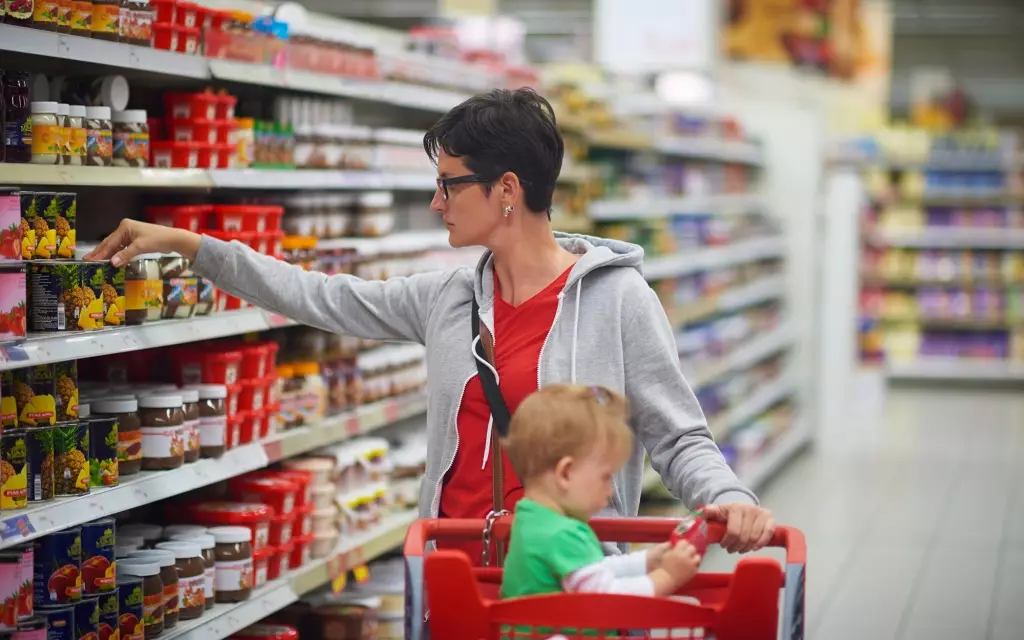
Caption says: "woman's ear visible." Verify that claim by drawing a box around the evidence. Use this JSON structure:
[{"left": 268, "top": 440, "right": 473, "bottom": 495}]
[{"left": 497, "top": 171, "right": 521, "bottom": 204}]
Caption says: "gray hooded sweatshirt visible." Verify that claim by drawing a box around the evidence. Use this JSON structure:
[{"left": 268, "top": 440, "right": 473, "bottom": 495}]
[{"left": 194, "top": 232, "right": 757, "bottom": 521}]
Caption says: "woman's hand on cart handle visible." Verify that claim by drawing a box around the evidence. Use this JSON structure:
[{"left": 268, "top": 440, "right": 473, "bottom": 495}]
[
  {"left": 702, "top": 503, "right": 775, "bottom": 554},
  {"left": 85, "top": 219, "right": 202, "bottom": 267}
]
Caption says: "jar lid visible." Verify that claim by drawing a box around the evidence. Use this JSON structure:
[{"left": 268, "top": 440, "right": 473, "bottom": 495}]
[
  {"left": 178, "top": 388, "right": 199, "bottom": 403},
  {"left": 57, "top": 103, "right": 69, "bottom": 116},
  {"left": 31, "top": 101, "right": 58, "bottom": 114},
  {"left": 69, "top": 105, "right": 87, "bottom": 118},
  {"left": 78, "top": 403, "right": 91, "bottom": 419},
  {"left": 358, "top": 191, "right": 393, "bottom": 208},
  {"left": 119, "top": 523, "right": 163, "bottom": 541},
  {"left": 91, "top": 398, "right": 138, "bottom": 414},
  {"left": 127, "top": 549, "right": 176, "bottom": 568},
  {"left": 137, "top": 393, "right": 183, "bottom": 409},
  {"left": 98, "top": 75, "right": 130, "bottom": 112},
  {"left": 116, "top": 560, "right": 160, "bottom": 577},
  {"left": 154, "top": 542, "right": 202, "bottom": 560},
  {"left": 171, "top": 532, "right": 214, "bottom": 550},
  {"left": 189, "top": 501, "right": 275, "bottom": 523},
  {"left": 208, "top": 526, "right": 252, "bottom": 544},
  {"left": 188, "top": 384, "right": 227, "bottom": 400},
  {"left": 161, "top": 524, "right": 207, "bottom": 538},
  {"left": 232, "top": 624, "right": 299, "bottom": 640},
  {"left": 113, "top": 109, "right": 147, "bottom": 124},
  {"left": 114, "top": 542, "right": 141, "bottom": 558},
  {"left": 85, "top": 106, "right": 112, "bottom": 119}
]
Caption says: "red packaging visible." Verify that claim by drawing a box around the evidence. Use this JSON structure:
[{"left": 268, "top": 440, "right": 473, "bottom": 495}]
[
  {"left": 174, "top": 0, "right": 198, "bottom": 27},
  {"left": 267, "top": 543, "right": 293, "bottom": 581},
  {"left": 267, "top": 511, "right": 294, "bottom": 547},
  {"left": 294, "top": 503, "right": 314, "bottom": 538},
  {"left": 153, "top": 22, "right": 179, "bottom": 51},
  {"left": 197, "top": 143, "right": 221, "bottom": 169},
  {"left": 236, "top": 409, "right": 268, "bottom": 444},
  {"left": 167, "top": 119, "right": 221, "bottom": 144},
  {"left": 203, "top": 350, "right": 243, "bottom": 385},
  {"left": 214, "top": 94, "right": 237, "bottom": 120},
  {"left": 184, "top": 501, "right": 275, "bottom": 551},
  {"left": 0, "top": 268, "right": 26, "bottom": 340},
  {"left": 230, "top": 476, "right": 298, "bottom": 517},
  {"left": 147, "top": 117, "right": 166, "bottom": 141},
  {"left": 205, "top": 8, "right": 229, "bottom": 31},
  {"left": 150, "top": 140, "right": 199, "bottom": 169},
  {"left": 209, "top": 205, "right": 257, "bottom": 232},
  {"left": 145, "top": 205, "right": 210, "bottom": 232},
  {"left": 669, "top": 512, "right": 709, "bottom": 558},
  {"left": 216, "top": 143, "right": 233, "bottom": 169},
  {"left": 237, "top": 342, "right": 273, "bottom": 380},
  {"left": 263, "top": 342, "right": 279, "bottom": 376},
  {"left": 165, "top": 92, "right": 218, "bottom": 121},
  {"left": 216, "top": 121, "right": 236, "bottom": 144},
  {"left": 216, "top": 290, "right": 245, "bottom": 312},
  {"left": 253, "top": 545, "right": 273, "bottom": 587},
  {"left": 151, "top": 0, "right": 176, "bottom": 23},
  {"left": 248, "top": 233, "right": 269, "bottom": 255},
  {"left": 226, "top": 413, "right": 243, "bottom": 449},
  {"left": 258, "top": 231, "right": 284, "bottom": 258},
  {"left": 253, "top": 469, "right": 312, "bottom": 507},
  {"left": 226, "top": 382, "right": 242, "bottom": 417},
  {"left": 177, "top": 25, "right": 201, "bottom": 55},
  {"left": 232, "top": 623, "right": 299, "bottom": 640},
  {"left": 288, "top": 535, "right": 313, "bottom": 570}
]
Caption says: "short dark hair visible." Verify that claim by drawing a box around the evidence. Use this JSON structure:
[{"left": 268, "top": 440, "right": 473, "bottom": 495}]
[{"left": 423, "top": 88, "right": 563, "bottom": 215}]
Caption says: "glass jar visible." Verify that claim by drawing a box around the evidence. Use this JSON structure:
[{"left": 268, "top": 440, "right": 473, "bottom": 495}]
[
  {"left": 178, "top": 387, "right": 200, "bottom": 464},
  {"left": 3, "top": 72, "right": 31, "bottom": 164},
  {"left": 113, "top": 109, "right": 149, "bottom": 167},
  {"left": 126, "top": 550, "right": 179, "bottom": 629},
  {"left": 192, "top": 384, "right": 226, "bottom": 459},
  {"left": 208, "top": 526, "right": 253, "bottom": 603},
  {"left": 355, "top": 192, "right": 395, "bottom": 237},
  {"left": 90, "top": 0, "right": 120, "bottom": 40},
  {"left": 67, "top": 105, "right": 86, "bottom": 166},
  {"left": 69, "top": 0, "right": 92, "bottom": 37},
  {"left": 85, "top": 106, "right": 112, "bottom": 167},
  {"left": 170, "top": 533, "right": 215, "bottom": 610},
  {"left": 125, "top": 253, "right": 163, "bottom": 324},
  {"left": 30, "top": 101, "right": 60, "bottom": 165},
  {"left": 116, "top": 560, "right": 164, "bottom": 638},
  {"left": 137, "top": 393, "right": 185, "bottom": 471},
  {"left": 3, "top": 0, "right": 34, "bottom": 26},
  {"left": 31, "top": 0, "right": 57, "bottom": 30},
  {"left": 152, "top": 542, "right": 205, "bottom": 620},
  {"left": 56, "top": 102, "right": 69, "bottom": 165}
]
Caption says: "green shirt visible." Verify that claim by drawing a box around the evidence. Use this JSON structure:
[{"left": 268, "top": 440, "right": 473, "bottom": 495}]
[{"left": 500, "top": 498, "right": 605, "bottom": 599}]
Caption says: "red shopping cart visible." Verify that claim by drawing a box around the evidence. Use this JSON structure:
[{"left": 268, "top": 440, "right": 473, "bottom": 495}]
[{"left": 403, "top": 516, "right": 806, "bottom": 640}]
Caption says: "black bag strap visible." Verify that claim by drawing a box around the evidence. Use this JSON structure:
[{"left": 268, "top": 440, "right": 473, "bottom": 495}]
[{"left": 471, "top": 298, "right": 512, "bottom": 437}]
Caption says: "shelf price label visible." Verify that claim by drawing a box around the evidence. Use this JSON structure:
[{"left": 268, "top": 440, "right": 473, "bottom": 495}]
[
  {"left": 352, "top": 548, "right": 370, "bottom": 584},
  {"left": 327, "top": 554, "right": 348, "bottom": 593}
]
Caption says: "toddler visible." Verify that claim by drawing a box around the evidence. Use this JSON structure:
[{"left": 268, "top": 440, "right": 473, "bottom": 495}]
[{"left": 500, "top": 384, "right": 702, "bottom": 599}]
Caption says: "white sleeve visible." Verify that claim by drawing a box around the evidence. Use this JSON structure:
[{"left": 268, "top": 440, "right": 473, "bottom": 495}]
[
  {"left": 596, "top": 549, "right": 649, "bottom": 578},
  {"left": 561, "top": 559, "right": 655, "bottom": 596}
]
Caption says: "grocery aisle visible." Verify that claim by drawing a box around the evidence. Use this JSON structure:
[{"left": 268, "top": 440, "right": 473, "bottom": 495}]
[{"left": 703, "top": 383, "right": 1024, "bottom": 640}]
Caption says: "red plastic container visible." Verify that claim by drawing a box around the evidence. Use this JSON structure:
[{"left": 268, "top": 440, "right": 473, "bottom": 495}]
[
  {"left": 216, "top": 143, "right": 233, "bottom": 169},
  {"left": 254, "top": 468, "right": 312, "bottom": 507},
  {"left": 168, "top": 119, "right": 221, "bottom": 144},
  {"left": 294, "top": 503, "right": 314, "bottom": 538},
  {"left": 267, "top": 542, "right": 293, "bottom": 581},
  {"left": 231, "top": 476, "right": 299, "bottom": 516},
  {"left": 151, "top": 0, "right": 176, "bottom": 23},
  {"left": 262, "top": 207, "right": 283, "bottom": 231},
  {"left": 165, "top": 92, "right": 217, "bottom": 120},
  {"left": 174, "top": 0, "right": 198, "bottom": 27},
  {"left": 153, "top": 22, "right": 179, "bottom": 51},
  {"left": 203, "top": 350, "right": 243, "bottom": 385},
  {"left": 226, "top": 413, "right": 243, "bottom": 449},
  {"left": 147, "top": 117, "right": 166, "bottom": 141},
  {"left": 237, "top": 409, "right": 267, "bottom": 444},
  {"left": 247, "top": 232, "right": 269, "bottom": 255},
  {"left": 216, "top": 290, "right": 244, "bottom": 312},
  {"left": 253, "top": 545, "right": 273, "bottom": 587},
  {"left": 145, "top": 205, "right": 210, "bottom": 232},
  {"left": 267, "top": 512, "right": 295, "bottom": 547},
  {"left": 263, "top": 342, "right": 280, "bottom": 375},
  {"left": 288, "top": 534, "right": 313, "bottom": 570},
  {"left": 236, "top": 342, "right": 273, "bottom": 379},
  {"left": 225, "top": 381, "right": 243, "bottom": 417},
  {"left": 214, "top": 94, "right": 237, "bottom": 120},
  {"left": 209, "top": 205, "right": 259, "bottom": 232},
  {"left": 205, "top": 8, "right": 229, "bottom": 31},
  {"left": 150, "top": 140, "right": 199, "bottom": 169},
  {"left": 197, "top": 143, "right": 222, "bottom": 169},
  {"left": 261, "top": 231, "right": 284, "bottom": 259},
  {"left": 185, "top": 501, "right": 275, "bottom": 551},
  {"left": 238, "top": 377, "right": 266, "bottom": 412},
  {"left": 232, "top": 623, "right": 298, "bottom": 640},
  {"left": 216, "top": 121, "right": 235, "bottom": 144},
  {"left": 178, "top": 25, "right": 200, "bottom": 54}
]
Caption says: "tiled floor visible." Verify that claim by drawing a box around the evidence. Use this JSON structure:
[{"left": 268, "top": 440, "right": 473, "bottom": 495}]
[{"left": 703, "top": 384, "right": 1024, "bottom": 640}]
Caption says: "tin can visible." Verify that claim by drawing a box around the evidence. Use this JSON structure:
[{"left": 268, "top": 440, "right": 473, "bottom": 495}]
[
  {"left": 36, "top": 605, "right": 74, "bottom": 640},
  {"left": 54, "top": 422, "right": 89, "bottom": 497},
  {"left": 20, "top": 192, "right": 50, "bottom": 261},
  {"left": 26, "top": 427, "right": 55, "bottom": 503},
  {"left": 1, "top": 371, "right": 17, "bottom": 430},
  {"left": 100, "top": 264, "right": 125, "bottom": 328},
  {"left": 80, "top": 520, "right": 115, "bottom": 595},
  {"left": 87, "top": 590, "right": 116, "bottom": 640},
  {"left": 73, "top": 596, "right": 97, "bottom": 640},
  {"left": 86, "top": 419, "right": 117, "bottom": 489},
  {"left": 12, "top": 366, "right": 56, "bottom": 428},
  {"left": 78, "top": 263, "right": 105, "bottom": 331},
  {"left": 1, "top": 430, "right": 28, "bottom": 510},
  {"left": 115, "top": 577, "right": 142, "bottom": 640},
  {"left": 33, "top": 529, "right": 82, "bottom": 605},
  {"left": 27, "top": 262, "right": 79, "bottom": 332},
  {"left": 0, "top": 552, "right": 22, "bottom": 630},
  {"left": 669, "top": 512, "right": 709, "bottom": 558},
  {"left": 13, "top": 615, "right": 46, "bottom": 640},
  {"left": 54, "top": 362, "right": 78, "bottom": 423},
  {"left": 0, "top": 265, "right": 27, "bottom": 341},
  {"left": 53, "top": 194, "right": 76, "bottom": 261},
  {"left": 15, "top": 546, "right": 32, "bottom": 622},
  {"left": 31, "top": 194, "right": 58, "bottom": 261}
]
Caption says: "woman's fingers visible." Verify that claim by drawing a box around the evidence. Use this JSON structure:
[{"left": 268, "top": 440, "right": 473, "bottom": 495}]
[{"left": 84, "top": 219, "right": 135, "bottom": 262}]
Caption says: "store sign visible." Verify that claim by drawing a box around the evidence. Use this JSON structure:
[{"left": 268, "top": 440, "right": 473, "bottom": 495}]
[{"left": 593, "top": 0, "right": 716, "bottom": 74}]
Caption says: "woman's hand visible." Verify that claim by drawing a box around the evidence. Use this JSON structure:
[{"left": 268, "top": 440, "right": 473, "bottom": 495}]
[
  {"left": 84, "top": 219, "right": 202, "bottom": 266},
  {"left": 702, "top": 503, "right": 775, "bottom": 553}
]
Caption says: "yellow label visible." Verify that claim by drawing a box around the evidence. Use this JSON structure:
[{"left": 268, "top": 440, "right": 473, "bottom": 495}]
[
  {"left": 125, "top": 279, "right": 162, "bottom": 312},
  {"left": 91, "top": 1, "right": 119, "bottom": 34},
  {"left": 70, "top": 126, "right": 87, "bottom": 158},
  {"left": 33, "top": 0, "right": 58, "bottom": 23},
  {"left": 0, "top": 462, "right": 26, "bottom": 509},
  {"left": 69, "top": 0, "right": 91, "bottom": 31},
  {"left": 31, "top": 124, "right": 61, "bottom": 157}
]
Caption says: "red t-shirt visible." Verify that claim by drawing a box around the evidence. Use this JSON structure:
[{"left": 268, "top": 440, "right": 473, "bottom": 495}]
[{"left": 439, "top": 266, "right": 572, "bottom": 563}]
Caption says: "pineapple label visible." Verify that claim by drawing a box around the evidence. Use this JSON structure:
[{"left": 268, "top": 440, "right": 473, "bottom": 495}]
[
  {"left": 28, "top": 261, "right": 105, "bottom": 332},
  {"left": 13, "top": 365, "right": 57, "bottom": 428},
  {"left": 27, "top": 427, "right": 56, "bottom": 502},
  {"left": 0, "top": 430, "right": 28, "bottom": 510},
  {"left": 102, "top": 263, "right": 126, "bottom": 326},
  {"left": 55, "top": 360, "right": 79, "bottom": 422},
  {"left": 20, "top": 192, "right": 76, "bottom": 260},
  {"left": 0, "top": 371, "right": 16, "bottom": 429},
  {"left": 55, "top": 422, "right": 89, "bottom": 497},
  {"left": 80, "top": 263, "right": 107, "bottom": 330}
]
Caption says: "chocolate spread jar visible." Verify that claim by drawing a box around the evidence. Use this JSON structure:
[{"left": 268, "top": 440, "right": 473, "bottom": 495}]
[
  {"left": 116, "top": 561, "right": 163, "bottom": 638},
  {"left": 208, "top": 527, "right": 253, "bottom": 603},
  {"left": 137, "top": 394, "right": 184, "bottom": 470},
  {"left": 178, "top": 387, "right": 200, "bottom": 464},
  {"left": 153, "top": 542, "right": 205, "bottom": 620},
  {"left": 125, "top": 550, "right": 178, "bottom": 629},
  {"left": 170, "top": 533, "right": 215, "bottom": 610},
  {"left": 190, "top": 384, "right": 226, "bottom": 459}
]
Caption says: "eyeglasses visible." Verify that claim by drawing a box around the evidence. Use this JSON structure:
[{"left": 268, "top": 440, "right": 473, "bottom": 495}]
[{"left": 435, "top": 173, "right": 531, "bottom": 201}]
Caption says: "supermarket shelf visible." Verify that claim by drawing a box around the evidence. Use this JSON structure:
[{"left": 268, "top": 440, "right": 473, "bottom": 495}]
[
  {"left": 589, "top": 192, "right": 764, "bottom": 221},
  {"left": 0, "top": 309, "right": 296, "bottom": 371},
  {"left": 708, "top": 373, "right": 795, "bottom": 441},
  {"left": 873, "top": 192, "right": 1024, "bottom": 207},
  {"left": 0, "top": 24, "right": 208, "bottom": 78},
  {"left": 655, "top": 138, "right": 764, "bottom": 166},
  {"left": 737, "top": 421, "right": 813, "bottom": 493},
  {"left": 669, "top": 275, "right": 786, "bottom": 326},
  {"left": 871, "top": 227, "right": 1024, "bottom": 250},
  {"left": 886, "top": 358, "right": 1024, "bottom": 381},
  {"left": 165, "top": 509, "right": 418, "bottom": 640},
  {"left": 876, "top": 316, "right": 1018, "bottom": 330},
  {"left": 861, "top": 276, "right": 1013, "bottom": 289},
  {"left": 644, "top": 237, "right": 786, "bottom": 282},
  {"left": 687, "top": 322, "right": 794, "bottom": 389},
  {"left": 209, "top": 169, "right": 437, "bottom": 190},
  {"left": 0, "top": 164, "right": 211, "bottom": 188},
  {"left": 0, "top": 392, "right": 427, "bottom": 548}
]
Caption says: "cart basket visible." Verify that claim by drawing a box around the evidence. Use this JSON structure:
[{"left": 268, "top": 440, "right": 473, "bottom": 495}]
[{"left": 403, "top": 516, "right": 805, "bottom": 640}]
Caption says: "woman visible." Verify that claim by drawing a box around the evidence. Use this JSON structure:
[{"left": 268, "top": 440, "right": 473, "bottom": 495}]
[{"left": 86, "top": 88, "right": 773, "bottom": 558}]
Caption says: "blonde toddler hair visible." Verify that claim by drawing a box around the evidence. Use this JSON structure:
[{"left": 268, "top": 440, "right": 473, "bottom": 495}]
[{"left": 503, "top": 384, "right": 635, "bottom": 482}]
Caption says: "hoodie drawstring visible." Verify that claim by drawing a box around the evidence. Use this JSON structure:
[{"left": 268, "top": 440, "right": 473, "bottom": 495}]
[
  {"left": 570, "top": 276, "right": 584, "bottom": 383},
  {"left": 472, "top": 333, "right": 501, "bottom": 469}
]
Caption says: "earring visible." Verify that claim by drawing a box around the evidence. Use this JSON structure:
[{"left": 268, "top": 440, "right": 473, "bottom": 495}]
[{"left": 503, "top": 205, "right": 513, "bottom": 218}]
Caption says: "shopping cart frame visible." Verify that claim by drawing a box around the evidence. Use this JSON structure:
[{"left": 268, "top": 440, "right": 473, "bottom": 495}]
[{"left": 403, "top": 515, "right": 806, "bottom": 640}]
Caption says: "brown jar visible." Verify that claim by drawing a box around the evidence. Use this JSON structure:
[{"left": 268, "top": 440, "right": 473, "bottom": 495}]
[
  {"left": 90, "top": 0, "right": 120, "bottom": 40},
  {"left": 117, "top": 560, "right": 164, "bottom": 637},
  {"left": 208, "top": 527, "right": 253, "bottom": 603},
  {"left": 170, "top": 533, "right": 215, "bottom": 610},
  {"left": 154, "top": 542, "right": 205, "bottom": 620},
  {"left": 92, "top": 397, "right": 142, "bottom": 476},
  {"left": 178, "top": 388, "right": 200, "bottom": 464},
  {"left": 137, "top": 394, "right": 185, "bottom": 470},
  {"left": 126, "top": 550, "right": 178, "bottom": 628},
  {"left": 190, "top": 384, "right": 227, "bottom": 459}
]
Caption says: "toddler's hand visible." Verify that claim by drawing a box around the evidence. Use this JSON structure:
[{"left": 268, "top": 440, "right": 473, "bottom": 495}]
[
  {"left": 661, "top": 541, "right": 701, "bottom": 587},
  {"left": 646, "top": 542, "right": 672, "bottom": 572}
]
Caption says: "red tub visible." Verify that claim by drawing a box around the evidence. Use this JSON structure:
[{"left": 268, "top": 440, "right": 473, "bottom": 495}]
[
  {"left": 150, "top": 140, "right": 199, "bottom": 168},
  {"left": 165, "top": 92, "right": 217, "bottom": 121},
  {"left": 214, "top": 94, "right": 237, "bottom": 120},
  {"left": 253, "top": 468, "right": 312, "bottom": 507},
  {"left": 231, "top": 475, "right": 298, "bottom": 517},
  {"left": 185, "top": 501, "right": 275, "bottom": 551},
  {"left": 204, "top": 349, "right": 243, "bottom": 385},
  {"left": 226, "top": 413, "right": 243, "bottom": 449},
  {"left": 210, "top": 205, "right": 272, "bottom": 232},
  {"left": 153, "top": 22, "right": 179, "bottom": 52},
  {"left": 294, "top": 503, "right": 314, "bottom": 538},
  {"left": 177, "top": 25, "right": 200, "bottom": 55},
  {"left": 268, "top": 541, "right": 293, "bottom": 580},
  {"left": 288, "top": 534, "right": 313, "bottom": 570},
  {"left": 237, "top": 342, "right": 273, "bottom": 380},
  {"left": 225, "top": 381, "right": 242, "bottom": 417},
  {"left": 197, "top": 143, "right": 222, "bottom": 169},
  {"left": 145, "top": 205, "right": 210, "bottom": 232},
  {"left": 216, "top": 143, "right": 233, "bottom": 169},
  {"left": 168, "top": 118, "right": 221, "bottom": 144},
  {"left": 174, "top": 0, "right": 198, "bottom": 28},
  {"left": 236, "top": 409, "right": 266, "bottom": 444},
  {"left": 253, "top": 545, "right": 273, "bottom": 587},
  {"left": 238, "top": 377, "right": 266, "bottom": 412},
  {"left": 151, "top": 0, "right": 176, "bottom": 23}
]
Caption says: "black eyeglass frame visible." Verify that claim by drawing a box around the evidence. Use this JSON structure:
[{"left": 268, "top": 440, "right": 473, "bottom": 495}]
[{"left": 435, "top": 172, "right": 532, "bottom": 201}]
